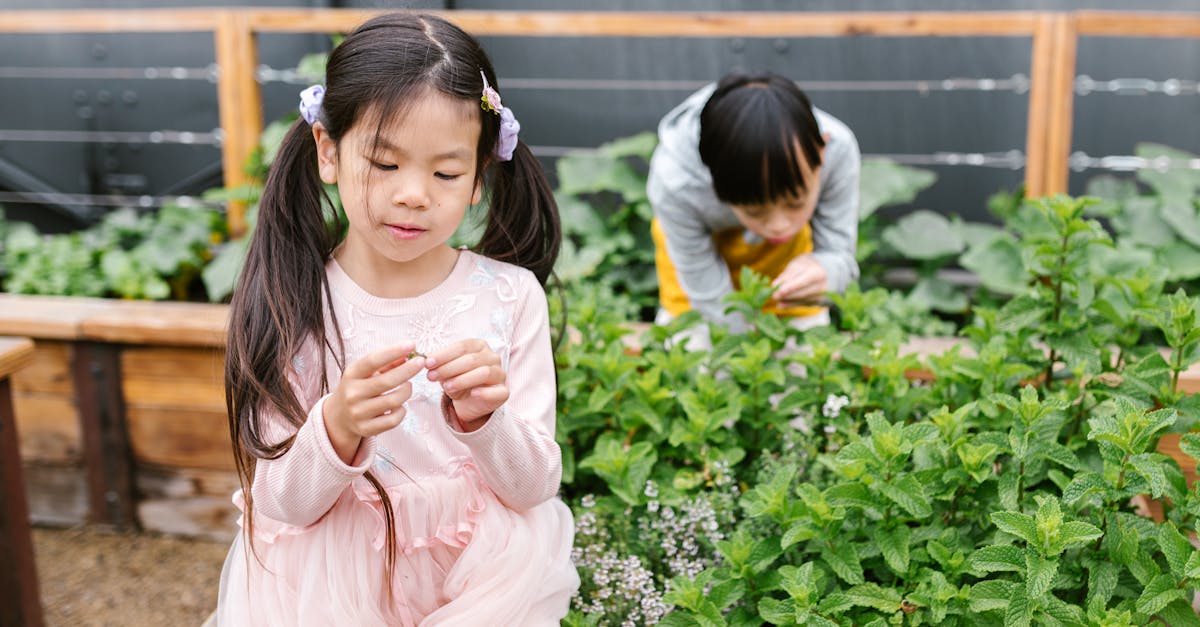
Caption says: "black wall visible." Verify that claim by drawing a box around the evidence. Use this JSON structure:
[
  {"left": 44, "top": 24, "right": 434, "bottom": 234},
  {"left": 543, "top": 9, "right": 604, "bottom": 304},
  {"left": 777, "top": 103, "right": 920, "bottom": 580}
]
[{"left": 1, "top": 0, "right": 1196, "bottom": 231}]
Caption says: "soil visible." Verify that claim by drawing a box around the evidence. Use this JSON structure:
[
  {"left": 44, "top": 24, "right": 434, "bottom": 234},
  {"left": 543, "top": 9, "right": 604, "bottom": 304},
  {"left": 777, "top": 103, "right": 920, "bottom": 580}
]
[{"left": 32, "top": 525, "right": 228, "bottom": 626}]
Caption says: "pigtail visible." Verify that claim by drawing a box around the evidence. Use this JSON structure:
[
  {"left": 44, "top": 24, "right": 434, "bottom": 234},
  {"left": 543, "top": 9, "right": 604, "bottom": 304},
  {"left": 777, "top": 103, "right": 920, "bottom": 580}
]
[
  {"left": 225, "top": 118, "right": 341, "bottom": 561},
  {"left": 476, "top": 140, "right": 561, "bottom": 286}
]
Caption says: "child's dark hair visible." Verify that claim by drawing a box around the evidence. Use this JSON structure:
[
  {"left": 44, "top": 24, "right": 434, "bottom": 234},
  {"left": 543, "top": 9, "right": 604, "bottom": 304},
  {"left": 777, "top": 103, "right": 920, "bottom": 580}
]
[
  {"left": 698, "top": 71, "right": 825, "bottom": 207},
  {"left": 224, "top": 13, "right": 560, "bottom": 598}
]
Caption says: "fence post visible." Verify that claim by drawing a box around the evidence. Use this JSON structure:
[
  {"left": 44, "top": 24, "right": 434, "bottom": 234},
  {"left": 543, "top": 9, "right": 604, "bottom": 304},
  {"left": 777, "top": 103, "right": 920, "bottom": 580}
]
[
  {"left": 215, "top": 10, "right": 263, "bottom": 238},
  {"left": 1044, "top": 14, "right": 1077, "bottom": 196}
]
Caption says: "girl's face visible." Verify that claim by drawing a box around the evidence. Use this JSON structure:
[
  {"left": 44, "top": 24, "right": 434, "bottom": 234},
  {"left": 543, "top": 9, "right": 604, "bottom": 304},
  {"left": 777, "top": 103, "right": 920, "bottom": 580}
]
[
  {"left": 729, "top": 140, "right": 823, "bottom": 245},
  {"left": 314, "top": 89, "right": 482, "bottom": 285}
]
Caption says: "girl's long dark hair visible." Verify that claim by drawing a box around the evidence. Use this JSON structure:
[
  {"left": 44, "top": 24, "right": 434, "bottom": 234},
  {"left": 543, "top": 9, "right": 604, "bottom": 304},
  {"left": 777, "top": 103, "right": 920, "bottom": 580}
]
[{"left": 224, "top": 12, "right": 560, "bottom": 600}]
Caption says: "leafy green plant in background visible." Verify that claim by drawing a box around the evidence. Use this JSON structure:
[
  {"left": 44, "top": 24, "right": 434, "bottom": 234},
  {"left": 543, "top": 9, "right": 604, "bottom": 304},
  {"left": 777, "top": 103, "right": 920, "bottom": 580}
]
[
  {"left": 1, "top": 204, "right": 225, "bottom": 300},
  {"left": 559, "top": 195, "right": 1200, "bottom": 626},
  {"left": 1084, "top": 143, "right": 1200, "bottom": 290}
]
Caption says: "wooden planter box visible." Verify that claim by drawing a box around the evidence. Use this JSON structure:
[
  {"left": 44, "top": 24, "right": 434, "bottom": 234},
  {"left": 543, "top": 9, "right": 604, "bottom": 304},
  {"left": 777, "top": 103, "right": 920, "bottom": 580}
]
[{"left": 0, "top": 294, "right": 237, "bottom": 541}]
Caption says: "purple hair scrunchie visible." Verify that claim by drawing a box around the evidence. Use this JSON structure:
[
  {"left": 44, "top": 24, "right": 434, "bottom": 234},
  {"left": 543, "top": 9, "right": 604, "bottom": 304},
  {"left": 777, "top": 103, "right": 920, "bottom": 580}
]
[
  {"left": 495, "top": 106, "right": 520, "bottom": 162},
  {"left": 298, "top": 85, "right": 324, "bottom": 125}
]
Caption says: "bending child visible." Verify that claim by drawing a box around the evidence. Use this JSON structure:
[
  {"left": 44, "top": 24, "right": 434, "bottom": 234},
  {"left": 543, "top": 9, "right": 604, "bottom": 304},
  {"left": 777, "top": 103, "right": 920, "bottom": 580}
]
[
  {"left": 648, "top": 71, "right": 862, "bottom": 332},
  {"left": 216, "top": 13, "right": 578, "bottom": 626}
]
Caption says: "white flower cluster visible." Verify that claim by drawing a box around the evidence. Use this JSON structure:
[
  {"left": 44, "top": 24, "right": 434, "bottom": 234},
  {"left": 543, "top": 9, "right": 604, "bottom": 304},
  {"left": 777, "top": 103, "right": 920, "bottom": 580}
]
[
  {"left": 571, "top": 496, "right": 670, "bottom": 625},
  {"left": 641, "top": 496, "right": 726, "bottom": 581},
  {"left": 822, "top": 393, "right": 851, "bottom": 419}
]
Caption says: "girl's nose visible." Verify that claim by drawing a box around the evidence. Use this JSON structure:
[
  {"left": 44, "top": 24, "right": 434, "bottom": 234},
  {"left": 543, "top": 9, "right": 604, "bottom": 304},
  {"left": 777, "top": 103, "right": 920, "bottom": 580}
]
[{"left": 390, "top": 173, "right": 429, "bottom": 210}]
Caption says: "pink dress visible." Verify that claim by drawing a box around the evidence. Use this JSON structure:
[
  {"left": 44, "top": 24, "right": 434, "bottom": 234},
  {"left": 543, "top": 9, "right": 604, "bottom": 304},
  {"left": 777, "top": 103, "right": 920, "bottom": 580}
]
[{"left": 216, "top": 251, "right": 579, "bottom": 626}]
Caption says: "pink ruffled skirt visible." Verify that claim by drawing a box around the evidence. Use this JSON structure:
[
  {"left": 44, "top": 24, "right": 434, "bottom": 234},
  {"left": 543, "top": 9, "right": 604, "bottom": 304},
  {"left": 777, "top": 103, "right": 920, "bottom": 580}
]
[{"left": 214, "top": 474, "right": 578, "bottom": 626}]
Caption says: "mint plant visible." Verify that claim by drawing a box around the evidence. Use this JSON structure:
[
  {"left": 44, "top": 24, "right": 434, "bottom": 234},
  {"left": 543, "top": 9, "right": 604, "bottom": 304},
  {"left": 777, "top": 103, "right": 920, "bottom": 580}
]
[{"left": 560, "top": 194, "right": 1200, "bottom": 625}]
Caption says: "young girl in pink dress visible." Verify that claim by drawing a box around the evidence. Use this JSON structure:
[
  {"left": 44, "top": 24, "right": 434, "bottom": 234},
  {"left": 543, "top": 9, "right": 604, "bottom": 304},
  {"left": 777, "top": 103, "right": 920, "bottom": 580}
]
[{"left": 215, "top": 13, "right": 578, "bottom": 625}]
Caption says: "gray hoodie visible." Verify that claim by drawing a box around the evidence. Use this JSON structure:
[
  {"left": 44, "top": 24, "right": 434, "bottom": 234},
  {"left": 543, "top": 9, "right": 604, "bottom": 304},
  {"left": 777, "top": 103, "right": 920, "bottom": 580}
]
[{"left": 647, "top": 82, "right": 860, "bottom": 328}]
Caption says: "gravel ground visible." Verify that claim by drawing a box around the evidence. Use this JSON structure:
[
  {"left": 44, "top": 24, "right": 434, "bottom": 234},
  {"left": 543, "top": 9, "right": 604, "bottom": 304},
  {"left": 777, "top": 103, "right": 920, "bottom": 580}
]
[{"left": 32, "top": 525, "right": 229, "bottom": 627}]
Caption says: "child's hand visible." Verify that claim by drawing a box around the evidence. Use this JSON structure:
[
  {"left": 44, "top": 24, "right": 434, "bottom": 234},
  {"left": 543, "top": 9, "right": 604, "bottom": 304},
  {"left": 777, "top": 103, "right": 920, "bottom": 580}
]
[
  {"left": 771, "top": 255, "right": 828, "bottom": 305},
  {"left": 323, "top": 343, "right": 426, "bottom": 463},
  {"left": 425, "top": 339, "right": 508, "bottom": 432}
]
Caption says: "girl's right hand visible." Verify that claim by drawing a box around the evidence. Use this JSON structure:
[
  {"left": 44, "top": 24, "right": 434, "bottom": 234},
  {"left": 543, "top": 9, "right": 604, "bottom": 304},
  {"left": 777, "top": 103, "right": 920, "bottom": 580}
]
[{"left": 322, "top": 343, "right": 426, "bottom": 464}]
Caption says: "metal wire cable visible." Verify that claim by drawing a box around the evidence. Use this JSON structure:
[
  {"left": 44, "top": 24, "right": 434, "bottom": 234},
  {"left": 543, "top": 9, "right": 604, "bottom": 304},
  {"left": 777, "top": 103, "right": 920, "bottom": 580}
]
[
  {"left": 0, "top": 64, "right": 217, "bottom": 81},
  {"left": 0, "top": 129, "right": 223, "bottom": 145}
]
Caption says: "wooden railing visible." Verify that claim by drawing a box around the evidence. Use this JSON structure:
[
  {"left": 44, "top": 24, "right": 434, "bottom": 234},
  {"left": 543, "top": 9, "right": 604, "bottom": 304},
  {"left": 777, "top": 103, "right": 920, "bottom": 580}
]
[{"left": 1, "top": 9, "right": 1198, "bottom": 235}]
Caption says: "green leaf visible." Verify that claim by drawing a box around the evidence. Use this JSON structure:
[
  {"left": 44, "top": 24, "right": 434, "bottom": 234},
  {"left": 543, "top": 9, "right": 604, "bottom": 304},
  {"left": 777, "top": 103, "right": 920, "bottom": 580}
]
[
  {"left": 1025, "top": 553, "right": 1058, "bottom": 599},
  {"left": 1160, "top": 599, "right": 1200, "bottom": 627},
  {"left": 841, "top": 583, "right": 903, "bottom": 612},
  {"left": 1087, "top": 560, "right": 1119, "bottom": 610},
  {"left": 882, "top": 209, "right": 965, "bottom": 260},
  {"left": 820, "top": 542, "right": 864, "bottom": 585},
  {"left": 757, "top": 597, "right": 796, "bottom": 625},
  {"left": 878, "top": 475, "right": 932, "bottom": 518},
  {"left": 1059, "top": 521, "right": 1103, "bottom": 547},
  {"left": 1180, "top": 433, "right": 1200, "bottom": 461},
  {"left": 1157, "top": 521, "right": 1194, "bottom": 579},
  {"left": 991, "top": 511, "right": 1038, "bottom": 545},
  {"left": 969, "top": 545, "right": 1026, "bottom": 573},
  {"left": 968, "top": 580, "right": 1016, "bottom": 613},
  {"left": 961, "top": 234, "right": 1026, "bottom": 294},
  {"left": 1129, "top": 453, "right": 1171, "bottom": 498},
  {"left": 875, "top": 525, "right": 911, "bottom": 574},
  {"left": 1062, "top": 471, "right": 1108, "bottom": 506},
  {"left": 1005, "top": 585, "right": 1033, "bottom": 627},
  {"left": 1135, "top": 573, "right": 1187, "bottom": 616},
  {"left": 858, "top": 158, "right": 936, "bottom": 219}
]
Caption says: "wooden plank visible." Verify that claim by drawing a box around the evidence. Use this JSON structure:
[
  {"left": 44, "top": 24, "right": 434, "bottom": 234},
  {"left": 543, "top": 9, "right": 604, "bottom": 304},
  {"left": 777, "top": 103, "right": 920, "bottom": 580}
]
[
  {"left": 126, "top": 407, "right": 234, "bottom": 471},
  {"left": 0, "top": 9, "right": 219, "bottom": 33},
  {"left": 0, "top": 377, "right": 45, "bottom": 627},
  {"left": 79, "top": 300, "right": 228, "bottom": 347},
  {"left": 10, "top": 341, "right": 73, "bottom": 397},
  {"left": 215, "top": 11, "right": 263, "bottom": 238},
  {"left": 244, "top": 9, "right": 1042, "bottom": 37},
  {"left": 0, "top": 295, "right": 113, "bottom": 341},
  {"left": 123, "top": 380, "right": 226, "bottom": 413},
  {"left": 1077, "top": 11, "right": 1200, "bottom": 38},
  {"left": 121, "top": 346, "right": 224, "bottom": 385},
  {"left": 1042, "top": 14, "right": 1077, "bottom": 196},
  {"left": 1024, "top": 14, "right": 1058, "bottom": 198},
  {"left": 13, "top": 394, "right": 80, "bottom": 463},
  {"left": 0, "top": 337, "right": 34, "bottom": 380}
]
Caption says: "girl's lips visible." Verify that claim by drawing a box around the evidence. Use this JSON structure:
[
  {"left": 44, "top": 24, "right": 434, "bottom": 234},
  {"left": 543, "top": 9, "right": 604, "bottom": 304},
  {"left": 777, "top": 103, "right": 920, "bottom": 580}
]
[{"left": 386, "top": 224, "right": 425, "bottom": 240}]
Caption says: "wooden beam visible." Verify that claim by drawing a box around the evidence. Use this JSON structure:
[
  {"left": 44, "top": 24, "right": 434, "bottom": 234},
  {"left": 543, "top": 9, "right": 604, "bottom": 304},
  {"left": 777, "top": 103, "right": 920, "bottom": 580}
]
[
  {"left": 1077, "top": 11, "right": 1200, "bottom": 37},
  {"left": 0, "top": 9, "right": 217, "bottom": 33},
  {"left": 0, "top": 337, "right": 44, "bottom": 627},
  {"left": 242, "top": 9, "right": 1041, "bottom": 37},
  {"left": 1043, "top": 14, "right": 1078, "bottom": 196},
  {"left": 214, "top": 11, "right": 263, "bottom": 238},
  {"left": 1024, "top": 15, "right": 1058, "bottom": 198}
]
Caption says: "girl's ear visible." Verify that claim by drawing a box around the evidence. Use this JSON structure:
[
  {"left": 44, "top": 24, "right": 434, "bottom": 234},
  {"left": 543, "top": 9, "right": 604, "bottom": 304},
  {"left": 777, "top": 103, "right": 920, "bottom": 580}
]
[{"left": 312, "top": 122, "right": 338, "bottom": 185}]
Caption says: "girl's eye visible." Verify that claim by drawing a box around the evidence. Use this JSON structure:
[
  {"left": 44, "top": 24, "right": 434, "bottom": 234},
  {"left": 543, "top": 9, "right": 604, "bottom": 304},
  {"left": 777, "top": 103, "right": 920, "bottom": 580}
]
[
  {"left": 371, "top": 161, "right": 397, "bottom": 171},
  {"left": 435, "top": 172, "right": 462, "bottom": 181}
]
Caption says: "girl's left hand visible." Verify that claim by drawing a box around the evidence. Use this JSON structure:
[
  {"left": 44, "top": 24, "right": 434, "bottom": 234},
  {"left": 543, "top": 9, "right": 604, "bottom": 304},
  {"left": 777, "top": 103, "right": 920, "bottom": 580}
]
[
  {"left": 425, "top": 339, "right": 509, "bottom": 432},
  {"left": 771, "top": 255, "right": 828, "bottom": 305}
]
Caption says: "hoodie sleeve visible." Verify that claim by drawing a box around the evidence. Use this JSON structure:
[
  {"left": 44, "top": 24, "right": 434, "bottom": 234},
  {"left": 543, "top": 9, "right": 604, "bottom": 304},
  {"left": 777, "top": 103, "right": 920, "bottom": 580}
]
[
  {"left": 808, "top": 126, "right": 861, "bottom": 295},
  {"left": 647, "top": 164, "right": 748, "bottom": 332}
]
